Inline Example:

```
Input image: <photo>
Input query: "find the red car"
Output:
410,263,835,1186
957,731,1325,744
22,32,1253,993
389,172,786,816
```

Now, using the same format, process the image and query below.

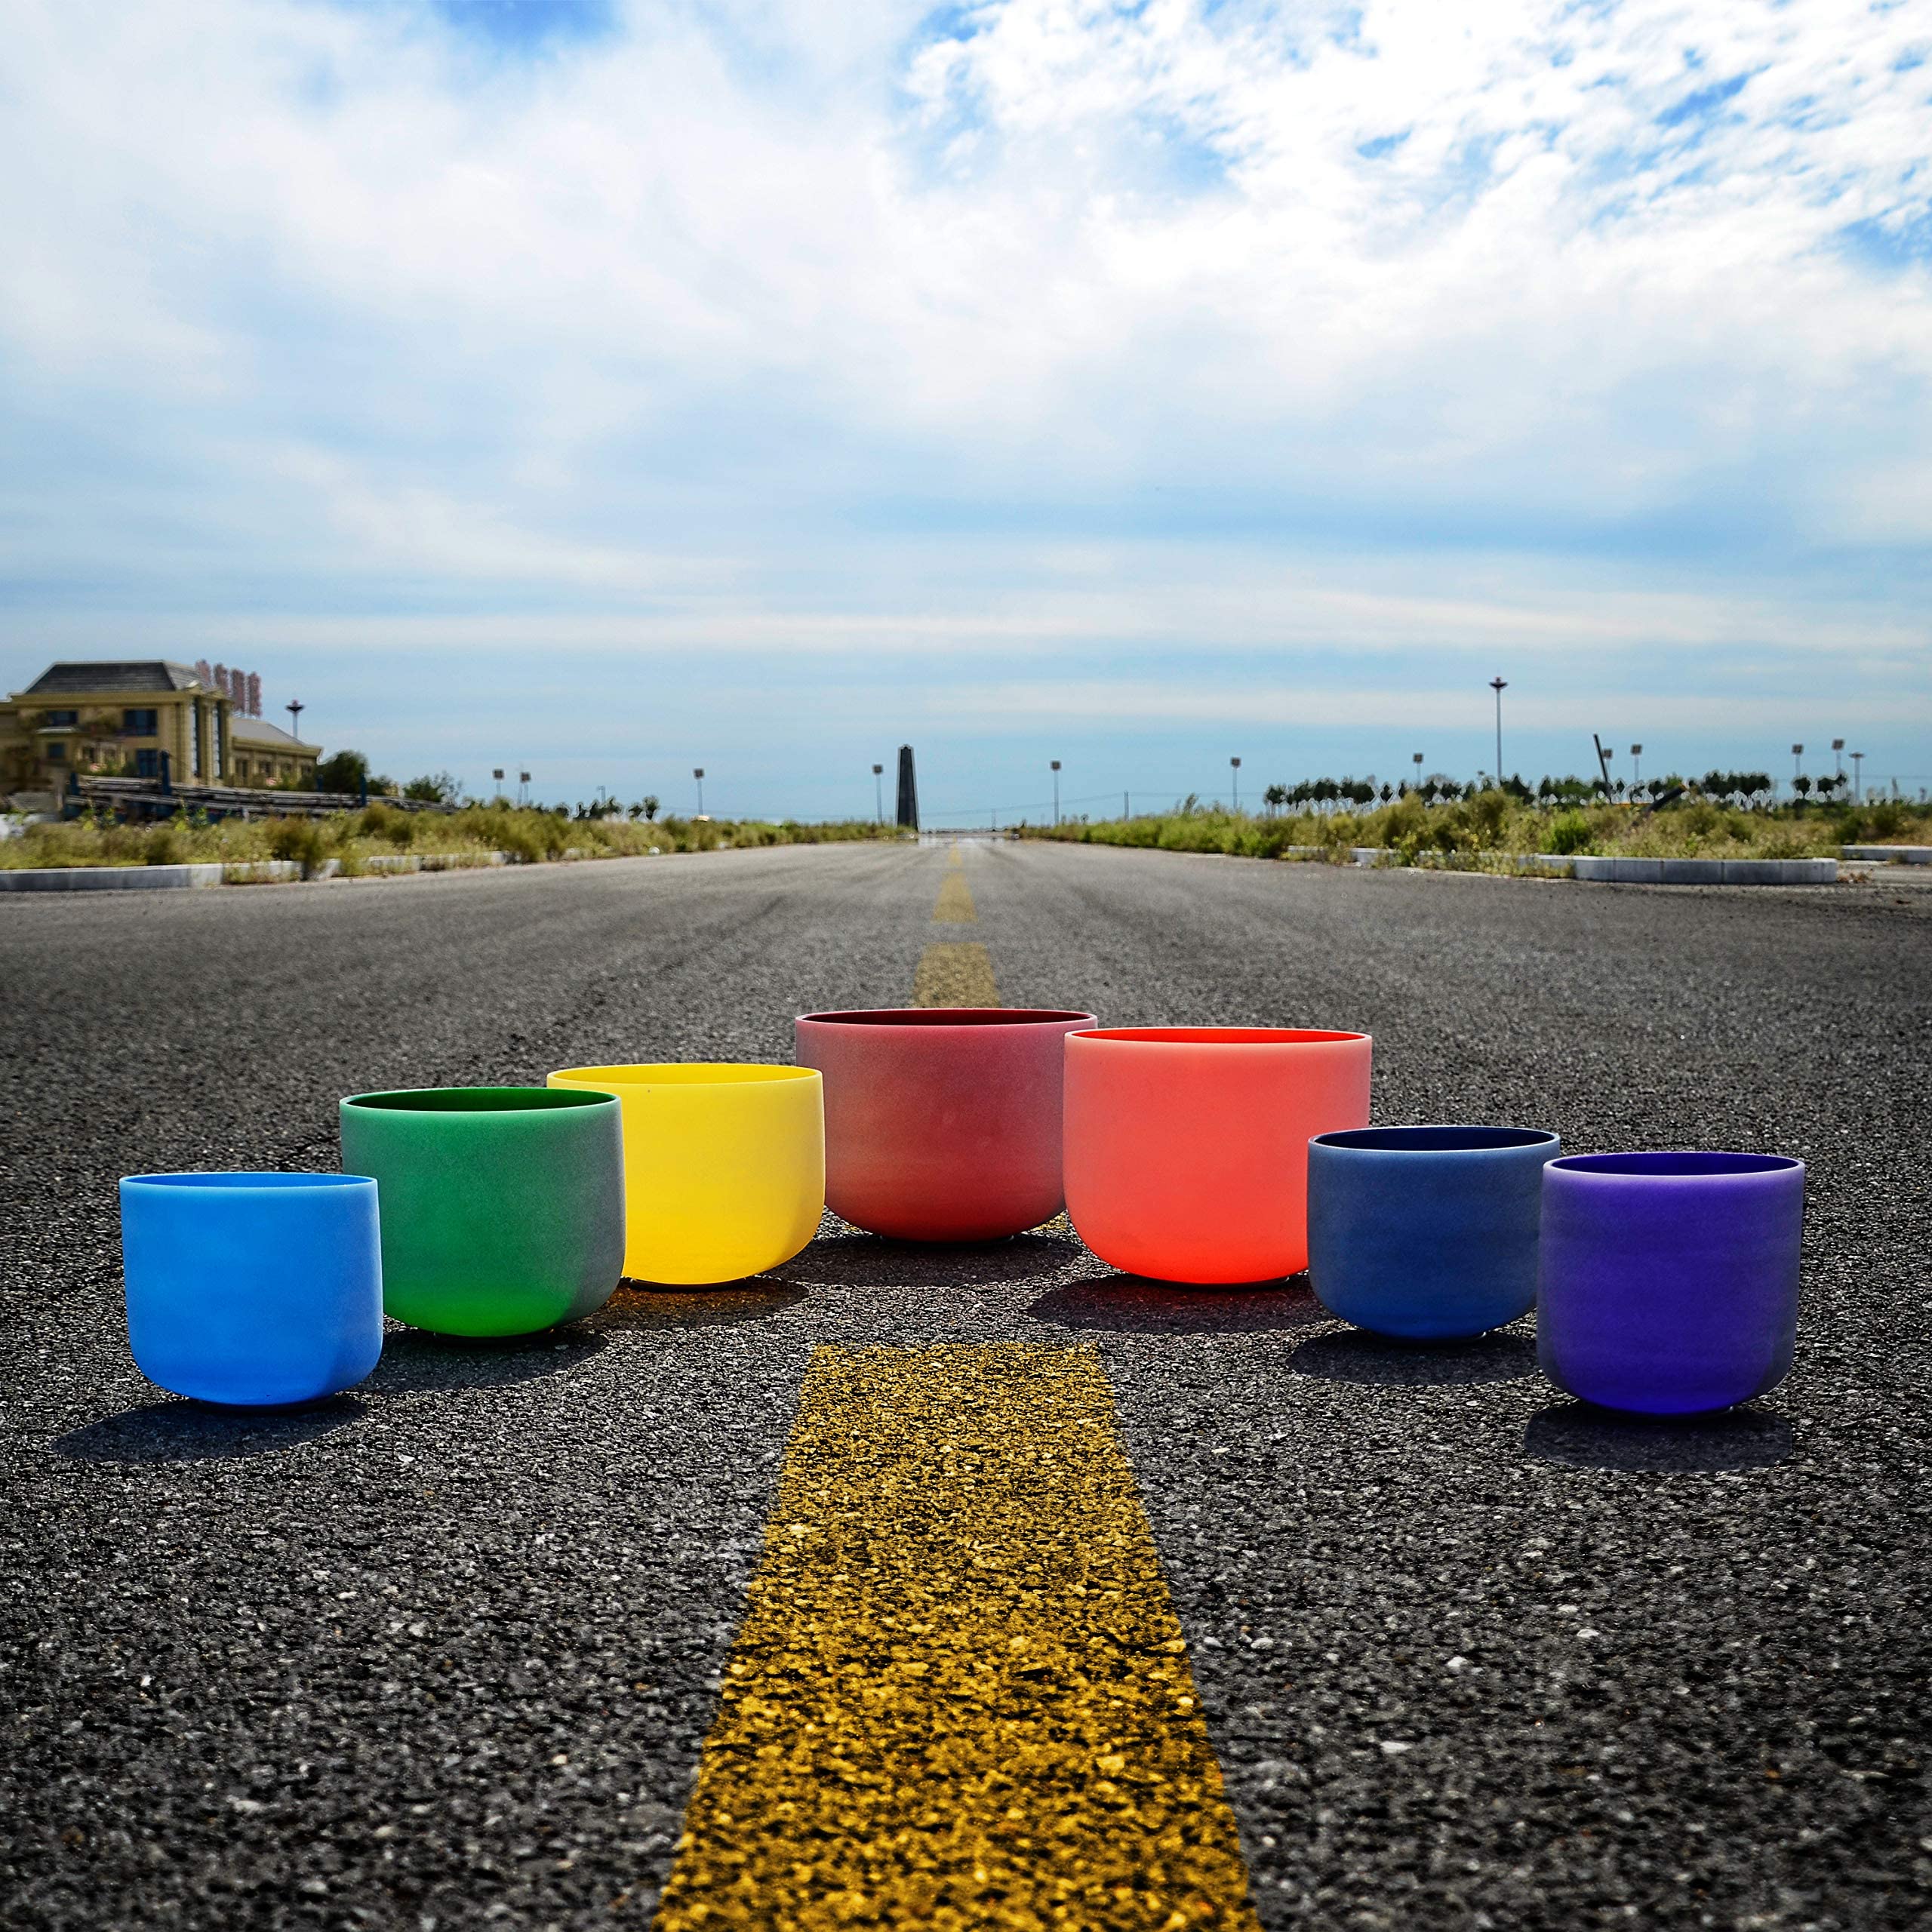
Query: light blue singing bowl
119,1172,383,1406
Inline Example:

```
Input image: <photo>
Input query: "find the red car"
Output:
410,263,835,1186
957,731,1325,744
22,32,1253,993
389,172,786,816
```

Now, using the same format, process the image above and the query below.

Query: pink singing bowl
795,1008,1096,1241
1064,1027,1374,1284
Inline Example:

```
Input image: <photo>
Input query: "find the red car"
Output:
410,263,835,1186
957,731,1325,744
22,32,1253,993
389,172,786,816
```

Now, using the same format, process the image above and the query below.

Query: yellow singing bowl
546,1063,824,1285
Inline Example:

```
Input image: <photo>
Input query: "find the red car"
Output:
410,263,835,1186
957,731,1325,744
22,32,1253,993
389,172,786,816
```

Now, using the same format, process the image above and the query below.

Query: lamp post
1051,760,1061,826
1850,750,1864,802
694,767,705,816
1230,756,1241,811
872,763,884,824
1411,751,1423,795
1791,743,1804,797
492,768,505,801
518,770,530,807
1630,743,1642,790
1489,678,1507,785
1832,739,1844,785
286,698,305,745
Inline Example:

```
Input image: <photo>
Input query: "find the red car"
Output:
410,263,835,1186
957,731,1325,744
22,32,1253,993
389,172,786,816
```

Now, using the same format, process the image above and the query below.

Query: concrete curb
0,852,515,893
1569,856,1838,885
1841,844,1931,866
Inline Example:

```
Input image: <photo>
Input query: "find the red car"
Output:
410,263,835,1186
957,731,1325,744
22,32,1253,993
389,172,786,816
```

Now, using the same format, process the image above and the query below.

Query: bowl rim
796,1008,1096,1028
341,1084,614,1114
121,1171,377,1192
1312,1124,1557,1153
1070,1026,1369,1046
1546,1151,1803,1180
549,1062,820,1087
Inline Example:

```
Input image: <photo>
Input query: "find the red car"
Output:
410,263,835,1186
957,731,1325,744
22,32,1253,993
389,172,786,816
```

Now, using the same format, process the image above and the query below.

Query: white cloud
0,0,1926,785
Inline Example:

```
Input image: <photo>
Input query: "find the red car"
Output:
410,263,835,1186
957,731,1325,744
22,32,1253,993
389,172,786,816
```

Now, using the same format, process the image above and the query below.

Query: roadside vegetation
0,802,908,871
1020,774,1930,866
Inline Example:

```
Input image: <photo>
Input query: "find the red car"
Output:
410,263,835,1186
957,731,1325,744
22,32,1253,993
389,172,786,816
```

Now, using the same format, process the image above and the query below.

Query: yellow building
0,660,319,802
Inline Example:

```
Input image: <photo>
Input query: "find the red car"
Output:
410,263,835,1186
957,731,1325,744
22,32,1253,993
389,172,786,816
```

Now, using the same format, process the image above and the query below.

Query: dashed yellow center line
933,873,978,924
651,1344,1262,1931
918,853,994,1004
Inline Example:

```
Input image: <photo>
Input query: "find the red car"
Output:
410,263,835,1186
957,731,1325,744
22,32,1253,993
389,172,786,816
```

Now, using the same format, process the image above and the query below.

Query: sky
2,0,1928,823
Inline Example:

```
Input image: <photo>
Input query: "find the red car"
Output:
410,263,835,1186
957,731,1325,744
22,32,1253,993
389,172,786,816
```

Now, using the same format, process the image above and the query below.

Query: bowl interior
552,1063,817,1086
122,1171,373,1191
1075,1027,1366,1045
344,1086,608,1113
798,1008,1094,1028
1550,1152,1799,1178
1315,1125,1555,1152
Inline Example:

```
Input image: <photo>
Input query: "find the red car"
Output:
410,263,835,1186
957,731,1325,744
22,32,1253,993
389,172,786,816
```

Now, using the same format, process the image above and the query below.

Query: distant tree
1793,775,1813,807
1377,783,1394,804
316,749,368,796
403,771,458,803
1263,782,1287,816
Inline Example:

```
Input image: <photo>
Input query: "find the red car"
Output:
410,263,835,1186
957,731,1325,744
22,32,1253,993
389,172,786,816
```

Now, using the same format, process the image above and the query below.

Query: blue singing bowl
119,1173,384,1406
1306,1125,1561,1340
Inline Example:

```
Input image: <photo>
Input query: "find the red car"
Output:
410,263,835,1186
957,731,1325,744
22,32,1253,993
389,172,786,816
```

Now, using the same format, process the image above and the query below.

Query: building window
124,708,159,734
136,749,160,779
47,741,66,761
46,709,78,727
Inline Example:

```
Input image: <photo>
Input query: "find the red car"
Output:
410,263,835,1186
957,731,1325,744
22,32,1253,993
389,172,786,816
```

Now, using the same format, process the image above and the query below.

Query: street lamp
872,763,884,824
1850,750,1864,802
1051,759,1061,826
1489,678,1507,784
1791,743,1804,795
1832,739,1844,783
1630,744,1642,789
694,767,705,816
1230,755,1241,812
1411,751,1423,794
492,768,505,801
286,698,305,744
518,770,530,807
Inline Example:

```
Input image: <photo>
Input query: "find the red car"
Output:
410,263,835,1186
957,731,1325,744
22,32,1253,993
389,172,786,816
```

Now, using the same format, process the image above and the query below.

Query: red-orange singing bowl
1063,1027,1373,1283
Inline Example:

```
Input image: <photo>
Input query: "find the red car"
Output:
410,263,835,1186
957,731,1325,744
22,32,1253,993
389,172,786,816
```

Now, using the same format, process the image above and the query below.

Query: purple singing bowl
1537,1152,1804,1415
795,1008,1095,1241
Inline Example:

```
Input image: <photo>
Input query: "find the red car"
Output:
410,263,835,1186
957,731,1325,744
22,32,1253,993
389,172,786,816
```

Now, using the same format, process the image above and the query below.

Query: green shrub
143,824,181,866
269,818,328,875
1547,811,1595,855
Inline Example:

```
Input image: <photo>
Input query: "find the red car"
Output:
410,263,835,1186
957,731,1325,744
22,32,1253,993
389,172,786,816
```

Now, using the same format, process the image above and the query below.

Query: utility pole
1489,678,1507,784
1123,791,1129,820
1850,751,1864,802
1051,760,1061,826
694,767,705,816
1230,755,1241,811
872,763,884,824
1592,733,1614,795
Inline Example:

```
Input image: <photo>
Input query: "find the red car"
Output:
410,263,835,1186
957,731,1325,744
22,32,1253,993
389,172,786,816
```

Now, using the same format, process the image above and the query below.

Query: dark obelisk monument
895,745,918,831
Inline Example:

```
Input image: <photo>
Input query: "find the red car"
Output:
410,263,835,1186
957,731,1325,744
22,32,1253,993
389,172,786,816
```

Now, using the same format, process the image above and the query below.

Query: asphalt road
2,839,1928,1930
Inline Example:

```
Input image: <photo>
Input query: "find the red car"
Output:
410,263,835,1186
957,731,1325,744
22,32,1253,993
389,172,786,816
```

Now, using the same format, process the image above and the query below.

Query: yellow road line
946,845,964,869
651,1344,1261,1931
912,941,998,1008
933,872,977,924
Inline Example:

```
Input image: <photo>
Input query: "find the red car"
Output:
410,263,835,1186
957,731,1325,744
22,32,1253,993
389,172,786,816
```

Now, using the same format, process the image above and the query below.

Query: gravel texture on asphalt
2,840,1928,1930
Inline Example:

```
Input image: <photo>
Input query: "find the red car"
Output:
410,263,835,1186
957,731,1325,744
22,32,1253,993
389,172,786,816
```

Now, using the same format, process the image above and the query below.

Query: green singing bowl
340,1085,625,1337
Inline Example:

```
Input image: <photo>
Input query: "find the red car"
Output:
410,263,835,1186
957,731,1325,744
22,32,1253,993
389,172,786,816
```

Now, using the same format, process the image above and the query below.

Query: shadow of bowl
1524,1401,1795,1472
592,1282,808,1331
1291,1328,1539,1386
54,1393,367,1465
1030,1275,1324,1335
367,1326,608,1394
771,1232,1085,1291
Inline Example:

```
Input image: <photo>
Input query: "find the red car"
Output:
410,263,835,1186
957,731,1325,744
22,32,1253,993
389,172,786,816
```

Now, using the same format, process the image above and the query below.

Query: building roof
230,714,318,755
20,660,208,696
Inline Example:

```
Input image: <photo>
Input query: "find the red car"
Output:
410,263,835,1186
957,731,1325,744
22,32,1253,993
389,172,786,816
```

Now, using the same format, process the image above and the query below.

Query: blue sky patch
1657,70,1753,128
